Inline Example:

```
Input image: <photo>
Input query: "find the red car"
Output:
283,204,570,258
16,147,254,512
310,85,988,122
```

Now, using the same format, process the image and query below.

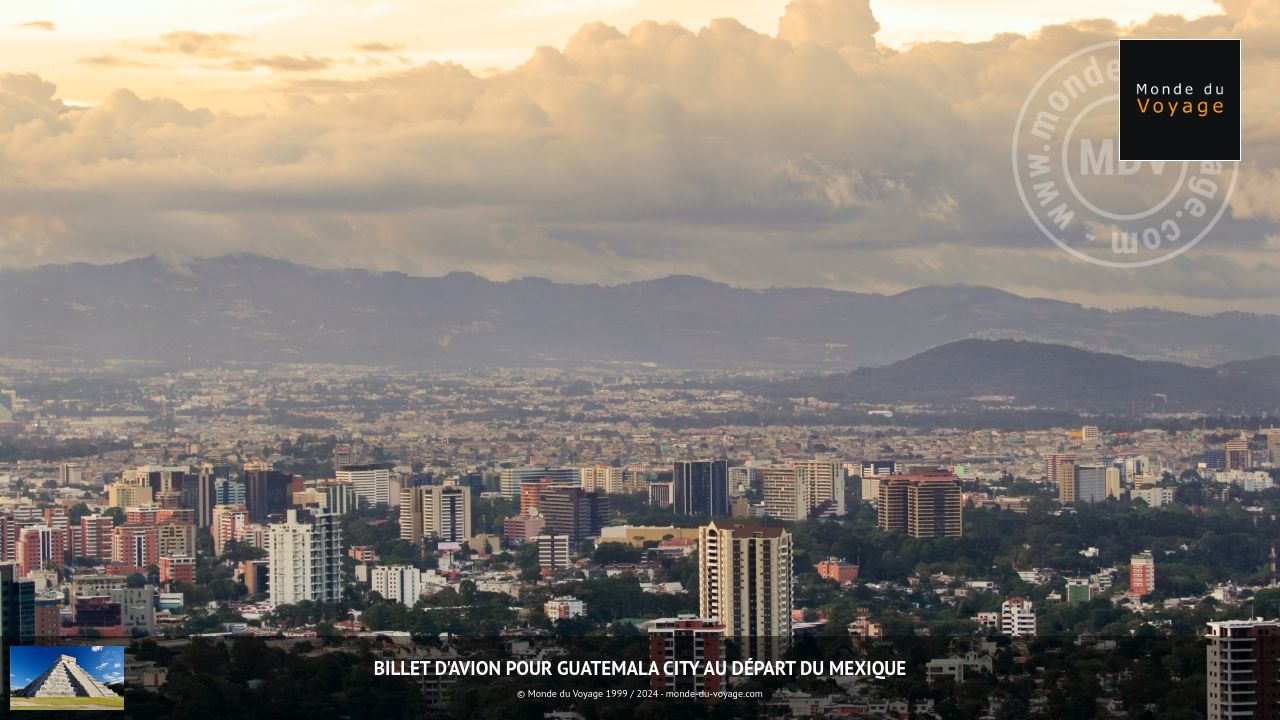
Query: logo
1012,41,1237,268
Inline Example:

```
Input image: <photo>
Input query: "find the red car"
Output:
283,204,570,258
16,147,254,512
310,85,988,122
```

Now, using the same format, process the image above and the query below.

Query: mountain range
774,339,1280,413
1,254,1278,370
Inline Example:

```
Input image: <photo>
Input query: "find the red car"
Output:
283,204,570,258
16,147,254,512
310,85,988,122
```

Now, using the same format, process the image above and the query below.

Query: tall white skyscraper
698,520,793,660
336,463,393,508
268,509,343,606
400,481,472,544
579,465,623,494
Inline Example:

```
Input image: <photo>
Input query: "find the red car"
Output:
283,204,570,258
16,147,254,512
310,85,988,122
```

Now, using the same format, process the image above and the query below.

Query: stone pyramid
18,654,118,698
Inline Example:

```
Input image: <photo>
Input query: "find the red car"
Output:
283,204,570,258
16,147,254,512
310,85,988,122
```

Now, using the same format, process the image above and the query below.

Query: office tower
130,465,190,497
648,481,674,508
794,461,846,517
674,460,729,516
536,534,572,575
333,443,356,469
760,462,846,520
1045,453,1077,503
520,476,580,516
1105,467,1123,499
1130,551,1155,597
499,467,580,500
244,461,294,522
214,478,247,506
78,515,114,564
299,480,356,516
648,616,724,694
728,466,760,498
107,482,154,508
1074,464,1107,504
112,525,159,568
760,466,809,521
1226,436,1251,472
540,488,610,544
211,504,252,556
17,525,64,576
371,565,424,606
877,470,962,538
156,522,195,559
195,463,230,529
859,460,896,504
337,462,395,508
1206,620,1280,720
268,509,343,606
1081,425,1101,444
1267,430,1280,465
698,520,793,661
1000,597,1036,637
0,563,35,642
401,481,473,544
59,463,84,487
503,515,546,545
579,465,623,494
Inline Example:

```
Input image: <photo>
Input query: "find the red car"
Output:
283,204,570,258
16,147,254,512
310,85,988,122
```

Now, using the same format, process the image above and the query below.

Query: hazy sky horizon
2,0,1279,314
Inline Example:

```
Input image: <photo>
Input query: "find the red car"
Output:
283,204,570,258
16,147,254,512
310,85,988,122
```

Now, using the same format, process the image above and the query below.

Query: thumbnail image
9,646,124,711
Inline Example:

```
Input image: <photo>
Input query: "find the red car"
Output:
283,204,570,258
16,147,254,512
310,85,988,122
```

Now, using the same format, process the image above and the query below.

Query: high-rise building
78,515,114,564
1081,425,1101,445
579,465,624,494
540,487,610,544
674,460,729,516
159,555,196,585
17,525,64,576
338,463,395,508
195,463,234,529
1206,620,1280,720
111,524,158,569
156,522,195,559
1045,453,1077,503
211,504,252,556
1000,597,1036,637
107,482,153,508
400,481,473,544
647,616,724,694
1130,551,1155,597
244,461,295,522
760,462,846,520
698,520,793,660
0,563,35,642
536,534,572,575
59,463,84,487
371,565,424,606
268,509,343,606
1226,436,1251,472
1074,464,1108,504
499,467,580,500
648,481,674,508
876,470,963,538
1266,430,1280,465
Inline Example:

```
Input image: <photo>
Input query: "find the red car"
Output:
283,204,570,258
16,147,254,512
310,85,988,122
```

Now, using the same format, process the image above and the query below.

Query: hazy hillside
775,339,1280,413
1,255,1278,369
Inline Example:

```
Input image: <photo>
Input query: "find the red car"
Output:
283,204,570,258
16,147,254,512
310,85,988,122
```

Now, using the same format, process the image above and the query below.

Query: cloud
91,646,103,651
17,21,55,32
77,54,158,69
226,55,332,72
144,31,243,58
1,1,1279,312
354,42,405,53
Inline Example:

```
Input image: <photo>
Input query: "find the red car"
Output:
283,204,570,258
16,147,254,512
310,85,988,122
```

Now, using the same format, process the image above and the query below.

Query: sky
1,0,1278,314
8,645,125,690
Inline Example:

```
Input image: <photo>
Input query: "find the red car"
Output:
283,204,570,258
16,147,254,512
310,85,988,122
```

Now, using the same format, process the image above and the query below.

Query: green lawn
10,696,124,711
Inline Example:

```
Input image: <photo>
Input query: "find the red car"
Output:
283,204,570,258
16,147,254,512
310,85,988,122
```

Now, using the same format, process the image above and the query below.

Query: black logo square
1119,39,1240,161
